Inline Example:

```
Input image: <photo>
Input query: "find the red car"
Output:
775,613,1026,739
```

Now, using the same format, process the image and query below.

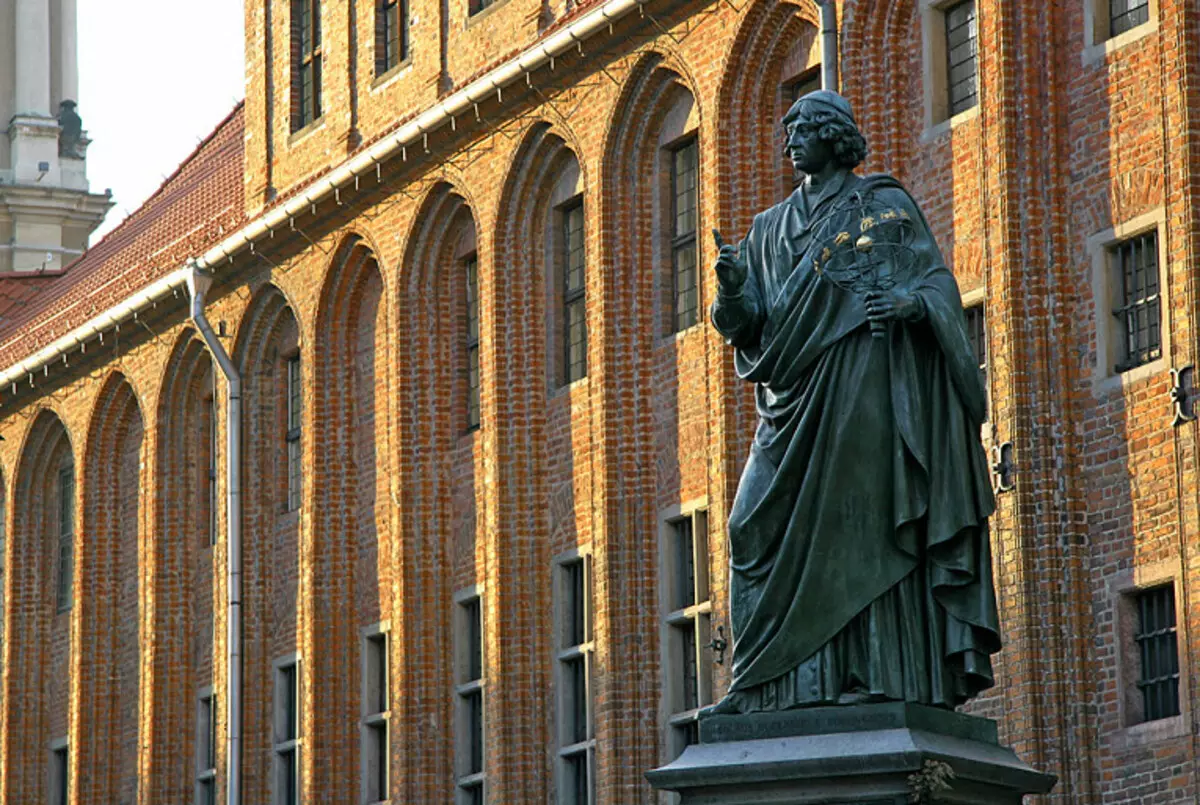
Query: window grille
670,139,699,333
56,467,74,611
465,255,481,430
457,595,485,804
292,0,323,130
1109,0,1150,37
274,660,300,805
363,630,389,802
945,0,978,117
1111,230,1161,373
375,0,408,76
1135,585,1180,722
197,692,217,805
563,200,587,385
557,556,594,804
664,509,711,759
286,356,302,511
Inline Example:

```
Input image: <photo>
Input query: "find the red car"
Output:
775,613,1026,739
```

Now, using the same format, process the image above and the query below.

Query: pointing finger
712,229,726,249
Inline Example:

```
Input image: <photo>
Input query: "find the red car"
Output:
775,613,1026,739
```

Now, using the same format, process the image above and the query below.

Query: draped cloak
711,170,1001,710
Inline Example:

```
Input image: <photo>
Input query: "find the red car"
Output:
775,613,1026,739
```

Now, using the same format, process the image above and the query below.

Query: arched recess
394,180,479,800
2,410,73,802
77,372,146,805
597,50,704,790
309,234,389,799
148,330,217,803
233,284,302,805
489,122,586,801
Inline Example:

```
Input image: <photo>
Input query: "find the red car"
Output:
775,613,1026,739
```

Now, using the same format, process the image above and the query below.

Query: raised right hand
713,229,747,290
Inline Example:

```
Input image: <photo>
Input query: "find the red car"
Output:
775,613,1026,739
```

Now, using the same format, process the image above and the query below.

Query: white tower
0,0,111,273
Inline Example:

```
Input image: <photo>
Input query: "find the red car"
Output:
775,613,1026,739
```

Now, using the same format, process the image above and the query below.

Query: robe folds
711,170,1001,711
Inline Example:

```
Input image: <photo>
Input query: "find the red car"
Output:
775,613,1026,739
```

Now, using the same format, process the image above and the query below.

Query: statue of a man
707,90,1000,714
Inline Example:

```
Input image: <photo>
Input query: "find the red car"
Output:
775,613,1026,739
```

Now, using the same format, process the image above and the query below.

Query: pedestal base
646,703,1056,804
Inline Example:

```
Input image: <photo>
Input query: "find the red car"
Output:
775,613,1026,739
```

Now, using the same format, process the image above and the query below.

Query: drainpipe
817,0,839,92
186,264,243,805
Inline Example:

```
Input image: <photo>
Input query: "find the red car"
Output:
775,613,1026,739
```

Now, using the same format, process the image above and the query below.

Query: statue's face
784,114,834,176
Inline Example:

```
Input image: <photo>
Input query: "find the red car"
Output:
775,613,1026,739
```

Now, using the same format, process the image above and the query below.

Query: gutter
0,0,646,397
186,265,244,805
817,0,839,91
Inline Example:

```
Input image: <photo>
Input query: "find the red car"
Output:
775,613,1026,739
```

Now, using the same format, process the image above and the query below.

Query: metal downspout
818,0,839,91
186,264,243,805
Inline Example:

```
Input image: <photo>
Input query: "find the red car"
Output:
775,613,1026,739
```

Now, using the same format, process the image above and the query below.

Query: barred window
1110,230,1161,373
1134,585,1180,723
362,630,390,802
456,594,485,804
273,659,301,805
286,356,302,511
964,303,988,417
197,691,217,805
1109,0,1150,37
291,0,323,131
785,68,821,191
945,0,978,118
56,466,74,612
670,138,699,333
375,0,408,76
557,555,594,805
562,200,587,385
464,254,481,430
663,509,711,759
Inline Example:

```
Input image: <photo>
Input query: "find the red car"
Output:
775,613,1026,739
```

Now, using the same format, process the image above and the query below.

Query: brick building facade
0,0,1195,802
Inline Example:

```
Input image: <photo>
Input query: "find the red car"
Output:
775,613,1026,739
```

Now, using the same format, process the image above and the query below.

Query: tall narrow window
285,355,302,511
50,742,68,805
56,466,74,611
944,1,978,117
1134,585,1180,723
1111,230,1161,373
197,690,218,805
468,0,495,16
464,255,481,431
557,556,594,805
362,629,390,803
456,594,484,804
663,509,711,758
562,199,587,385
785,69,821,191
292,0,323,131
207,395,218,546
964,303,987,417
670,138,699,333
273,659,300,805
375,0,407,76
1109,0,1150,37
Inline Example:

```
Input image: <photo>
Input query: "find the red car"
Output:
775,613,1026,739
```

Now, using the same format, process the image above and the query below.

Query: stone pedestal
646,703,1055,804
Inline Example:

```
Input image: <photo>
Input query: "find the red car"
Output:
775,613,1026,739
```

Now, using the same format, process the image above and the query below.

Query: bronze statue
707,90,1000,714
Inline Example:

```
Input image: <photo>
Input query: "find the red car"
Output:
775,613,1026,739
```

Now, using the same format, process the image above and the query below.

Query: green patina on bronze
707,90,1000,714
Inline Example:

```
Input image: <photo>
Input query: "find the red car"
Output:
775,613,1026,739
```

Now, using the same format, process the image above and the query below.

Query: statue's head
782,90,868,175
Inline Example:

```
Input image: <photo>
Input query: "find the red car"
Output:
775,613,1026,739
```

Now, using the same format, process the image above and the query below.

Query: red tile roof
0,102,246,368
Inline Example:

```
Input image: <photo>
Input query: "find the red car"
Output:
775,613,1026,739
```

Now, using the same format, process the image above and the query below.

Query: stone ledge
698,702,999,745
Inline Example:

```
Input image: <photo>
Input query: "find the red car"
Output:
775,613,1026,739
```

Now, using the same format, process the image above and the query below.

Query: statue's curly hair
791,107,868,169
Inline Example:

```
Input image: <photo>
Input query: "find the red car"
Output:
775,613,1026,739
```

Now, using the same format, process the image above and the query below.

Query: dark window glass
367,721,387,798
286,356,302,511
563,201,587,384
363,633,389,800
565,655,588,744
670,139,699,332
468,0,494,15
467,689,483,775
673,517,696,611
945,0,978,117
565,752,589,805
292,0,323,130
375,0,408,75
201,694,217,770
282,746,297,805
200,779,216,805
675,719,699,750
465,255,481,430
464,597,482,682
283,664,298,741
52,746,68,805
565,559,586,648
207,396,217,546
366,633,388,715
275,662,299,805
57,466,74,611
1135,585,1180,722
681,625,698,711
1111,230,1161,373
466,783,484,805
964,303,988,417
1110,0,1150,37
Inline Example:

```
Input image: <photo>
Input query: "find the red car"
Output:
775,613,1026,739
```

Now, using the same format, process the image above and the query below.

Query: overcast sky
79,0,246,241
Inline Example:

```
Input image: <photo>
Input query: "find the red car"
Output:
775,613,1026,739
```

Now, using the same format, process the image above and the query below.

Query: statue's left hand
864,289,923,323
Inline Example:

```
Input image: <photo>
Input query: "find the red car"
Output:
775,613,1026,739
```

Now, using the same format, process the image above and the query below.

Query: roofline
0,0,646,401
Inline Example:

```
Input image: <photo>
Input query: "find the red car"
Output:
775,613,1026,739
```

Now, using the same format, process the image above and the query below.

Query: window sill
288,116,326,147
920,103,980,144
548,374,589,400
1083,18,1158,66
371,59,413,93
1112,713,1187,749
1093,354,1167,398
658,321,704,348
